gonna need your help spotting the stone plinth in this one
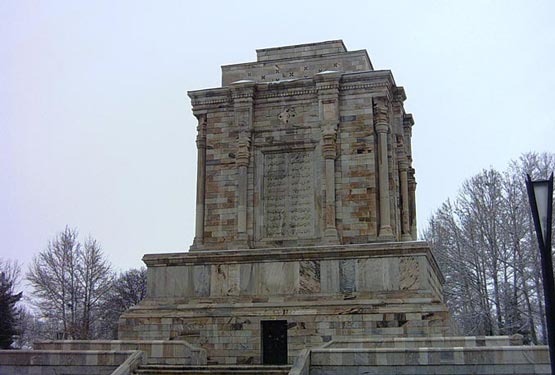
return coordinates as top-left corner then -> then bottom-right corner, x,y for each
119,241 -> 450,364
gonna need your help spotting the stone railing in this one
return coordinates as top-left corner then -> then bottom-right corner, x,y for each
34,339 -> 207,365
288,348 -> 310,375
112,350 -> 144,375
0,349 -> 141,375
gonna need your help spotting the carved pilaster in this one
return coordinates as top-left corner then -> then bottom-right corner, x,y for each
316,71 -> 341,244
236,133 -> 251,168
398,143 -> 412,241
403,113 -> 414,162
408,168 -> 417,240
374,97 -> 394,241
191,112 -> 207,249
231,81 -> 255,247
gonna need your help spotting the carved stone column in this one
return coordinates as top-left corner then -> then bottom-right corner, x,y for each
236,130 -> 250,244
408,168 -> 417,240
398,156 -> 412,241
315,72 -> 341,244
403,114 -> 414,160
374,97 -> 394,241
322,124 -> 339,242
192,112 -> 207,249
231,81 -> 255,248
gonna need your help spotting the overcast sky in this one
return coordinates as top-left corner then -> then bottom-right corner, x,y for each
2,1 -> 554,274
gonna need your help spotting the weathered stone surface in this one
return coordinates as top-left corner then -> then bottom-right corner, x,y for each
299,260 -> 320,294
339,259 -> 355,293
121,240 -> 452,364
118,41 -> 451,366
188,40 -> 416,250
116,41 -> 545,372
0,350 -> 143,375
309,343 -> 551,374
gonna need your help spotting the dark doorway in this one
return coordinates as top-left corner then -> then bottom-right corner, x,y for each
261,320 -> 288,365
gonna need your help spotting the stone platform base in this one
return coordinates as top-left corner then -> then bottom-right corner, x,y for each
299,336 -> 550,375
35,339 -> 206,365
135,364 -> 291,374
120,296 -> 450,365
10,336 -> 547,375
0,349 -> 143,375
119,242 -> 451,365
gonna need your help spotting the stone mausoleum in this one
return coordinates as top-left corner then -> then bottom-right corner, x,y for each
2,40 -> 550,375
118,40 -> 451,365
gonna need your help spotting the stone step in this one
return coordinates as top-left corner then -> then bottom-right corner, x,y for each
134,364 -> 291,375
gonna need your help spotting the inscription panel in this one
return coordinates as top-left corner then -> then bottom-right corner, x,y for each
263,150 -> 315,239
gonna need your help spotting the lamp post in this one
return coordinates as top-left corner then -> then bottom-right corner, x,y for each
526,173 -> 554,373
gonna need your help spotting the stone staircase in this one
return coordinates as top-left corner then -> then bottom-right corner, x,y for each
133,364 -> 291,375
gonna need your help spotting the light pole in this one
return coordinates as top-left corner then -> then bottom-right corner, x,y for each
526,173 -> 554,373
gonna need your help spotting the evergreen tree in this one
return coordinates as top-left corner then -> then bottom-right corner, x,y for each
0,271 -> 22,348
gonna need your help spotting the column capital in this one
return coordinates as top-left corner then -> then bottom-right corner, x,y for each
396,136 -> 409,171
393,86 -> 406,103
373,96 -> 389,128
230,80 -> 256,98
236,135 -> 251,168
195,114 -> 207,149
403,113 -> 415,129
322,124 -> 338,160
375,123 -> 389,134
408,168 -> 417,190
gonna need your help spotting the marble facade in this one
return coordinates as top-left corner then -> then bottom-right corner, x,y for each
118,41 -> 450,365
188,40 -> 417,250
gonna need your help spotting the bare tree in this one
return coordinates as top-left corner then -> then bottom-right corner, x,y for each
111,267 -> 147,309
425,152 -> 555,343
100,267 -> 147,338
79,237 -> 113,338
27,227 -> 114,339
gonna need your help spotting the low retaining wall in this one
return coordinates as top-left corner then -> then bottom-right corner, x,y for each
309,345 -> 550,375
289,336 -> 549,375
34,339 -> 207,365
323,334 -> 525,348
0,349 -> 141,375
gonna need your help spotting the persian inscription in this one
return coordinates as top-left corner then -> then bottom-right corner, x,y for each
264,151 -> 314,238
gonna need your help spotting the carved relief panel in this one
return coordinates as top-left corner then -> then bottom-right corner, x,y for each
254,144 -> 320,244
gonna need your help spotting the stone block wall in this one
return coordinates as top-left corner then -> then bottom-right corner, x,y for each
309,346 -> 550,375
204,107 -> 237,248
142,242 -> 444,301
0,350 -> 139,375
119,299 -> 450,365
221,40 -> 372,86
188,40 -> 416,250
120,242 -> 450,365
34,339 -> 206,365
